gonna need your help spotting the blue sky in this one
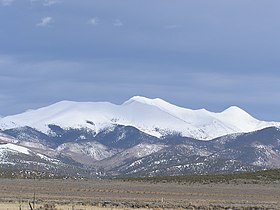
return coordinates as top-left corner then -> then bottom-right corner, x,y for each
0,0 -> 280,121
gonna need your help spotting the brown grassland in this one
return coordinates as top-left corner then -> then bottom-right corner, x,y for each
0,178 -> 280,209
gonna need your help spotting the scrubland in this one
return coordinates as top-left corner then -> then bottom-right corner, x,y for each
0,178 -> 279,209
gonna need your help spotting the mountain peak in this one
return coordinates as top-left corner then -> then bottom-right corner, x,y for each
124,96 -> 166,105
222,106 -> 251,117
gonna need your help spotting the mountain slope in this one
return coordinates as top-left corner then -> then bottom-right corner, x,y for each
110,127 -> 280,177
0,142 -> 79,177
0,96 -> 279,140
0,131 -> 94,178
1,124 -> 280,178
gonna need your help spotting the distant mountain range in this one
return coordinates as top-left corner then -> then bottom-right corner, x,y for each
0,96 -> 279,178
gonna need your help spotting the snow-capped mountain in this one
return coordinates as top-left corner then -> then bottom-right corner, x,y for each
0,96 -> 279,140
0,96 -> 280,178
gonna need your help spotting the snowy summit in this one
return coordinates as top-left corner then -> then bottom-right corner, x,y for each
0,96 -> 279,140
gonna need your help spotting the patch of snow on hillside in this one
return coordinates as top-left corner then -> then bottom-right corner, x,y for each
133,143 -> 166,158
0,133 -> 18,144
0,143 -> 30,155
37,153 -> 60,164
56,141 -> 115,161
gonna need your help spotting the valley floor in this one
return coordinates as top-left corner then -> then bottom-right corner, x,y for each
0,179 -> 279,209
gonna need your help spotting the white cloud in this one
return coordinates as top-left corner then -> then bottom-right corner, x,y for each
0,0 -> 15,6
43,0 -> 61,6
113,19 -> 123,27
88,17 -> 99,26
30,0 -> 61,7
37,16 -> 53,27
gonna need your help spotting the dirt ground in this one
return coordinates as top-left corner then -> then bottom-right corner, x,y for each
0,179 -> 280,209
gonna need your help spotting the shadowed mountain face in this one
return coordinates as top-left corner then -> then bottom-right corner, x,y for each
94,125 -> 158,149
0,124 -> 280,178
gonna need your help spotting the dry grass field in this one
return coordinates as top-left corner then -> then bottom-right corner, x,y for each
0,178 -> 280,209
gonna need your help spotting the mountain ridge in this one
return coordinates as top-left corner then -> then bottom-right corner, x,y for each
0,96 -> 279,141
